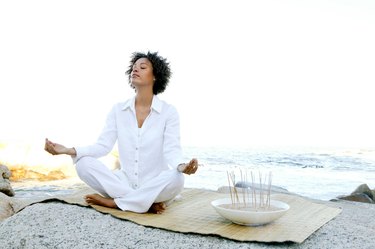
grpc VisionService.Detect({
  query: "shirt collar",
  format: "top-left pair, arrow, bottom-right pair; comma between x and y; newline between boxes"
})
151,95 -> 163,113
122,95 -> 162,113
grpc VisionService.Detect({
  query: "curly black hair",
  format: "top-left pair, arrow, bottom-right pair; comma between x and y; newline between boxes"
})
125,51 -> 171,95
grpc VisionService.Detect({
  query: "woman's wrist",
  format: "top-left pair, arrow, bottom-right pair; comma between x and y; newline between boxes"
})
66,147 -> 77,156
177,163 -> 186,172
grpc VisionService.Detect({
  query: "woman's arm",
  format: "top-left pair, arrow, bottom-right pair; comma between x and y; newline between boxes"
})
73,105 -> 118,161
45,104 -> 118,161
163,105 -> 183,169
163,105 -> 199,174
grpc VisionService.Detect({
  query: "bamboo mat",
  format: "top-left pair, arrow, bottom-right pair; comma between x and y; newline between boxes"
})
53,188 -> 341,243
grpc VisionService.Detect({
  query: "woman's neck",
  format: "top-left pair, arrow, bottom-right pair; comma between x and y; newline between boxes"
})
135,89 -> 154,108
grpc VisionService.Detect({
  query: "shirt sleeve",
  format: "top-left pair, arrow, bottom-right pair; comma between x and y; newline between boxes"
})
72,105 -> 118,164
163,105 -> 183,170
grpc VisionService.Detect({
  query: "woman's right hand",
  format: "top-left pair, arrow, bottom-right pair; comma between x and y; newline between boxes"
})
44,138 -> 76,156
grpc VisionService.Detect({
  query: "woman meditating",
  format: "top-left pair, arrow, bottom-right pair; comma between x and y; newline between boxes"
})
45,51 -> 198,214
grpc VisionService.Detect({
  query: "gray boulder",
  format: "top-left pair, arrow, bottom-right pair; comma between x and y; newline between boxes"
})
351,184 -> 373,200
235,181 -> 290,194
0,192 -> 14,220
0,192 -> 30,221
0,164 -> 15,197
336,184 -> 374,204
218,181 -> 290,195
338,193 -> 374,204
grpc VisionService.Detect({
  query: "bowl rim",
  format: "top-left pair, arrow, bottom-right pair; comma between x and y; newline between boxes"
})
211,197 -> 290,214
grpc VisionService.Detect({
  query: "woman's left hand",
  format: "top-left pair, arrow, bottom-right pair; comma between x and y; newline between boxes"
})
178,158 -> 198,175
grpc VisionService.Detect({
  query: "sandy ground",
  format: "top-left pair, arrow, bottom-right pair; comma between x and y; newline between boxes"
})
0,192 -> 374,249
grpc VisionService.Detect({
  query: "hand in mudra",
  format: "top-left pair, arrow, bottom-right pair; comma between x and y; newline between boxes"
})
178,158 -> 199,175
44,138 -> 72,155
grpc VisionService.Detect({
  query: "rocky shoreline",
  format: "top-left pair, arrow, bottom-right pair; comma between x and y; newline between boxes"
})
1,164 -> 375,248
0,190 -> 374,248
335,183 -> 375,204
0,164 -> 15,197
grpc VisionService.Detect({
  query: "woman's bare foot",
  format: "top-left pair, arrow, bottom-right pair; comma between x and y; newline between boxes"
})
85,194 -> 118,209
148,202 -> 166,214
178,158 -> 199,175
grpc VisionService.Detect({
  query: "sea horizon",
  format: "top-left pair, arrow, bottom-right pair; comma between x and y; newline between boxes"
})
2,142 -> 374,201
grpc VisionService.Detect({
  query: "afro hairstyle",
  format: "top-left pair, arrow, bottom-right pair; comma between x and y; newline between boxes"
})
125,51 -> 172,95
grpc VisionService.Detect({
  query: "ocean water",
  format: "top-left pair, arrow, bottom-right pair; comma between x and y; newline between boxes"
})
182,146 -> 375,200
11,146 -> 375,201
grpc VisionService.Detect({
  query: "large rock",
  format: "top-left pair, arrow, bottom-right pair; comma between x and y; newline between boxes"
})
337,184 -> 374,204
218,182 -> 290,195
0,164 -> 15,197
10,168 -> 66,181
0,192 -> 30,221
338,193 -> 374,204
0,192 -> 14,220
234,181 -> 290,193
351,184 -> 373,200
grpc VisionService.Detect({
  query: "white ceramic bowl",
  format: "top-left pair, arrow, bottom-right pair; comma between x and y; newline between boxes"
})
211,198 -> 289,226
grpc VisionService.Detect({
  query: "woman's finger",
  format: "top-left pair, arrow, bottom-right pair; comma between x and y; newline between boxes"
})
185,164 -> 192,174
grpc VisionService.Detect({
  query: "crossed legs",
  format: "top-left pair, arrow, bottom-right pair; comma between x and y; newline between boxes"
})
76,157 -> 198,213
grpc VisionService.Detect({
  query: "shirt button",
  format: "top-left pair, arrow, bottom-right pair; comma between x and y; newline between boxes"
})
136,147 -> 138,150
135,172 -> 138,176
135,160 -> 138,163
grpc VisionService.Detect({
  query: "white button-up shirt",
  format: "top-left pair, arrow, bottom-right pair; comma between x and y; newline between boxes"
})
74,95 -> 183,188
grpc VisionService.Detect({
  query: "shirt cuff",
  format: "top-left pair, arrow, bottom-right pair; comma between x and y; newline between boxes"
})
71,146 -> 87,164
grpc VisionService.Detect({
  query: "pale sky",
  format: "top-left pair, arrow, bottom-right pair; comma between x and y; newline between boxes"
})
1,0 -> 374,149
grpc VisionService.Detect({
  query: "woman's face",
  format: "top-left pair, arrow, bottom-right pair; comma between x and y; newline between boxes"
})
130,58 -> 154,89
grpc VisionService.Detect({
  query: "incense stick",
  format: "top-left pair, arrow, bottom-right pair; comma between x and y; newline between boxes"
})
226,169 -> 273,210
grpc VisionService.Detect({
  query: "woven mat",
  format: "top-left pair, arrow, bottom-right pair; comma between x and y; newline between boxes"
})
52,188 -> 341,243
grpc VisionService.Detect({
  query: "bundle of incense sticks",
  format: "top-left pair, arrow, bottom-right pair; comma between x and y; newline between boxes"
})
227,169 -> 273,210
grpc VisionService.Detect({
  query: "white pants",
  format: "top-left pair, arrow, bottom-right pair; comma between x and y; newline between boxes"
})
75,156 -> 185,213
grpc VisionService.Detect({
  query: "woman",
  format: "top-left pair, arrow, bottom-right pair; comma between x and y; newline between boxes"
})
45,51 -> 198,214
